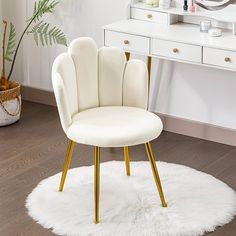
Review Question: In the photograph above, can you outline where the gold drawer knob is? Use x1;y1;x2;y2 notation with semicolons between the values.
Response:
147;14;153;19
173;48;179;53
124;40;130;45
225;57;231;62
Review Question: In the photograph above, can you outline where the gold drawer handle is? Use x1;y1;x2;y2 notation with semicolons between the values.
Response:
225;57;231;62
124;40;130;45
147;14;153;19
173;48;179;53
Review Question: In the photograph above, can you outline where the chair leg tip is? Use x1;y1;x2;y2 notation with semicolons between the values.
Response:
162;202;167;207
58;187;63;192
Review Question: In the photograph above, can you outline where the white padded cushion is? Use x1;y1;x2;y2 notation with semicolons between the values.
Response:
66;106;163;147
52;74;72;133
68;38;99;111
98;47;126;106
123;59;148;109
52;53;78;132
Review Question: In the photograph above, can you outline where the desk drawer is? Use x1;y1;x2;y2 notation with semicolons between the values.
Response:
152;39;202;63
105;30;150;54
203;47;236;70
131;8;168;24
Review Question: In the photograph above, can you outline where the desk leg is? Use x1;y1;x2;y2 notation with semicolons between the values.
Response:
125;52;130;61
147;56;152;109
147;56;152;82
124;51;131;176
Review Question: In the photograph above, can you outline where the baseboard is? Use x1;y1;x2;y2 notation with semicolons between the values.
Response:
21;86;56;106
157;113;236;147
21;86;236;146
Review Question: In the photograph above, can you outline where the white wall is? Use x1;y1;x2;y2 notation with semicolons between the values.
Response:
0;0;3;59
1;0;27;82
2;0;236;130
149;59;236;129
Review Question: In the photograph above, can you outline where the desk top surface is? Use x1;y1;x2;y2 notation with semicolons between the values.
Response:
104;20;236;51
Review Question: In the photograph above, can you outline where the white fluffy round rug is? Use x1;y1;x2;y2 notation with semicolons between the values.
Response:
26;161;236;236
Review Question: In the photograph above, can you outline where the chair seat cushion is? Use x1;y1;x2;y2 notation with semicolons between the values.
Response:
67;106;163;147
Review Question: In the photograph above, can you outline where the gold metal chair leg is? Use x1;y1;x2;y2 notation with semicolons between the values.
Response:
94;146;100;224
145;142;167;207
59;140;75;192
124;146;131;176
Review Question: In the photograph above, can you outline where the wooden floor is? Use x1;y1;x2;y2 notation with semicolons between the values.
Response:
0;101;235;236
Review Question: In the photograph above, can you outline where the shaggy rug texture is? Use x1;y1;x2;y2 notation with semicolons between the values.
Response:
26;161;236;236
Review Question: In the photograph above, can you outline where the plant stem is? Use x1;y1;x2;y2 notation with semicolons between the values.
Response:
1;20;7;79
7;1;48;81
7;17;35;81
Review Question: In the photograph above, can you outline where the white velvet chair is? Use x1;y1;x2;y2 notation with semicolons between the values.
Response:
52;37;167;224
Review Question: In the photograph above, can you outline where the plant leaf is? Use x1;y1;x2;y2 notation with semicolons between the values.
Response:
28;21;67;46
33;32;39;46
28;0;59;22
5;23;16;62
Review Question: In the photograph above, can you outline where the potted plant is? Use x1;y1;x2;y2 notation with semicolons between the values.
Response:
0;0;67;126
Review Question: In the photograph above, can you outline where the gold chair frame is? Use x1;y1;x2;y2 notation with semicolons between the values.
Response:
59;141;167;224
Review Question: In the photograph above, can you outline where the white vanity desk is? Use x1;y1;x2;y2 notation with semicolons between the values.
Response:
103;2;236;72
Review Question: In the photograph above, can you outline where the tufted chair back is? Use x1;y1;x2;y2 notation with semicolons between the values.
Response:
52;38;148;133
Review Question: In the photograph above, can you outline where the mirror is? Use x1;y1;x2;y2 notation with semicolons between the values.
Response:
195;0;236;10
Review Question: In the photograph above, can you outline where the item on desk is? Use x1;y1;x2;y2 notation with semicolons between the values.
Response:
190;0;196;12
200;20;212;33
183;0;188;11
159;0;171;9
208;28;222;37
146;0;159;7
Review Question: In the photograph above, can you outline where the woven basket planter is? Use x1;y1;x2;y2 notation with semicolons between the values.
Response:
0;81;21;126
